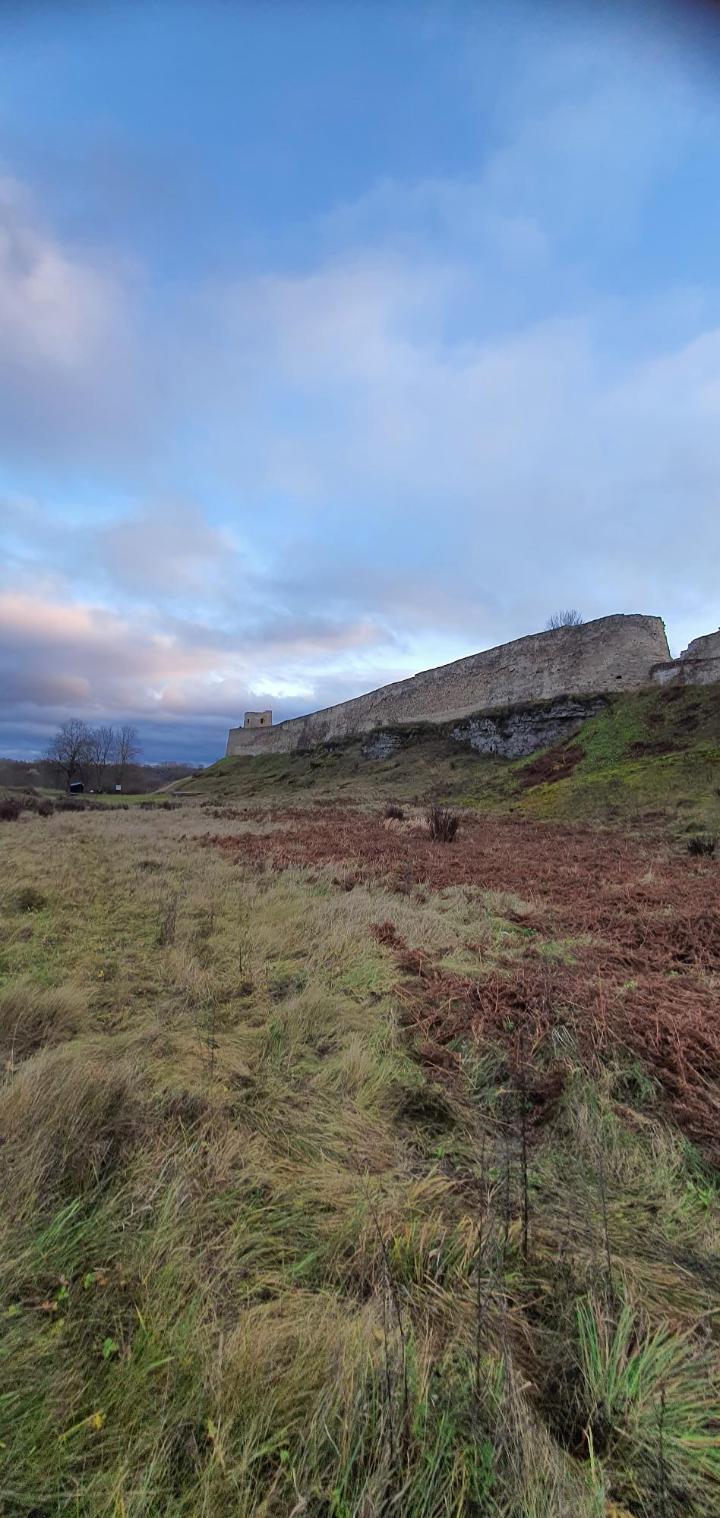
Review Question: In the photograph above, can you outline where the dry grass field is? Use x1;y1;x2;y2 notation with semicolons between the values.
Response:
1;794;719;1516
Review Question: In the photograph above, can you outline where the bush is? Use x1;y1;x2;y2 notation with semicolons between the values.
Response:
20;795;54;817
0;794;54;820
546;608;583;629
687;835;716;857
13;886;48;912
426;804;459;843
384;802;405;821
137;798;180;811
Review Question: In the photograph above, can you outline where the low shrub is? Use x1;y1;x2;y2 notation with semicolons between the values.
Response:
687;835;716;857
384;802;405;821
0;793;54;820
13;885;48;912
426;803;459;843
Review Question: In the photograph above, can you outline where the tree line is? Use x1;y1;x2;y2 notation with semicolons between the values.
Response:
45;719;141;790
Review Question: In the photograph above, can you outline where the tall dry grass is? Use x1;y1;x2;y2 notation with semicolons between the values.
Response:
0;804;718;1515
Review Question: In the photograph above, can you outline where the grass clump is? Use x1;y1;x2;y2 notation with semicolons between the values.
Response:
426;803;459;842
0;1048;143;1208
0;979;84;1066
687;834;716;857
574;1295;720;1513
12;884;48;913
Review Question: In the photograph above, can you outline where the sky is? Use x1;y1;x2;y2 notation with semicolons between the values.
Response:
2;0;719;764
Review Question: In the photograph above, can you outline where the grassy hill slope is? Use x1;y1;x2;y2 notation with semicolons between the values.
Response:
184;683;720;837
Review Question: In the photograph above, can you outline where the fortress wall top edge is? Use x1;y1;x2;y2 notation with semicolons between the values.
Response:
226;613;673;757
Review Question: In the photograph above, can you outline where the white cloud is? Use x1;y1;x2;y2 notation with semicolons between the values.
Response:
0;176;122;367
98;500;240;598
3;11;720;757
0;175;152;467
193;249;720;648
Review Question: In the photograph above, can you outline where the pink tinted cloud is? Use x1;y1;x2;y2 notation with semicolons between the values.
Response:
0;588;394;732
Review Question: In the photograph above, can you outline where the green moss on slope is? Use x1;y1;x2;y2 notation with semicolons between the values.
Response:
517;687;720;832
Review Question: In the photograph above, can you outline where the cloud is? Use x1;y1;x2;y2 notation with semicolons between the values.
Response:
191;252;720;648
3;239;720;763
0;176;152;469
98;500;239;598
0;177;118;365
3;5;720;760
0;580;398;760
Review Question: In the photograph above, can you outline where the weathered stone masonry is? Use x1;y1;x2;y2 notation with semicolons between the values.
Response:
651;630;720;689
226;613;690;758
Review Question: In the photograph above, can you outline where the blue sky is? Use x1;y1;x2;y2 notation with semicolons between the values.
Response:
2;0;719;763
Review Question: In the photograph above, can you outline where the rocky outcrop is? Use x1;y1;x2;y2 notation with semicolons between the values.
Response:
360;731;403;760
355;696;608;763
450;696;608;759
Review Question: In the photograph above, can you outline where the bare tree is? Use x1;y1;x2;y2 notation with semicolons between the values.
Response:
88;725;115;791
45;719;94;789
546;609;583;630
114;724;141;784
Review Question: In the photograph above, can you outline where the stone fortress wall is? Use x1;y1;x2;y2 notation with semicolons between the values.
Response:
225;612;705;758
652;629;720;688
